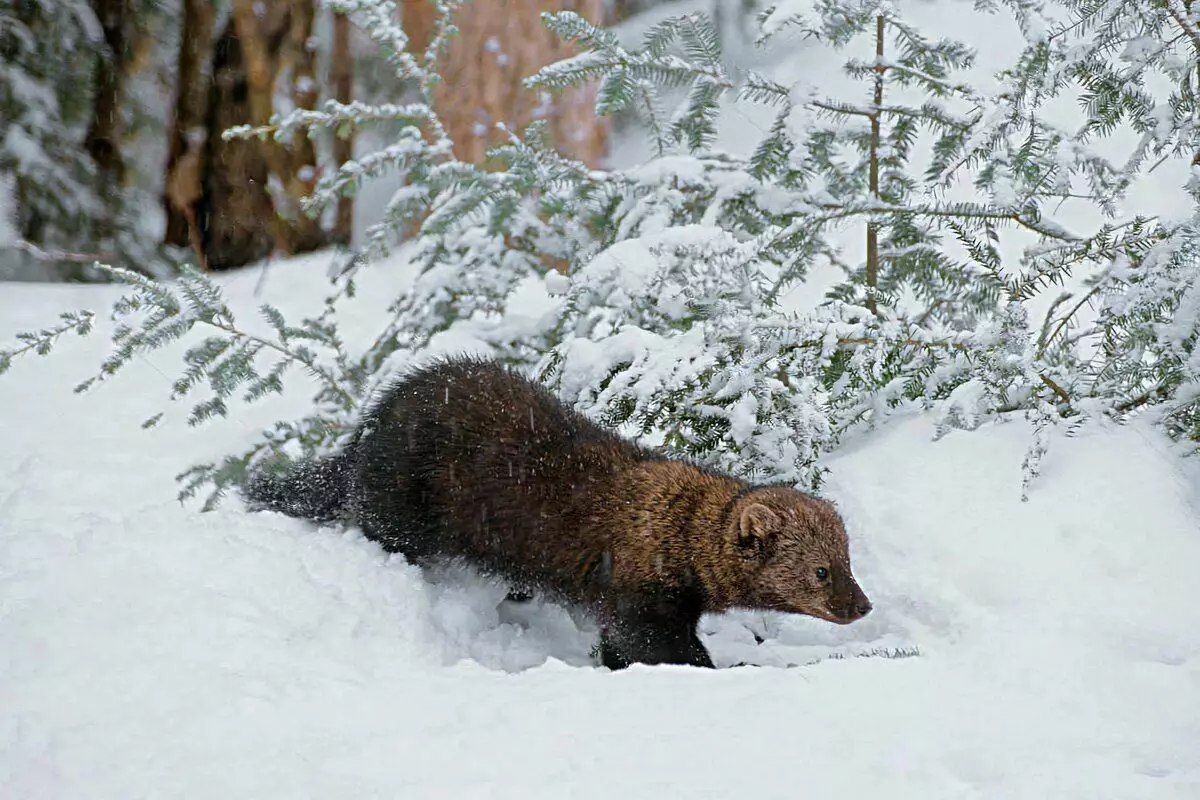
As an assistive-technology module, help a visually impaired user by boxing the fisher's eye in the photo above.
[815,567,829,581]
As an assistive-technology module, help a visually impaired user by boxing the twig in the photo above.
[914,298,947,326]
[201,318,357,408]
[0,312,95,370]
[865,14,885,317]
[773,334,967,352]
[1115,384,1171,413]
[789,202,1082,242]
[1165,0,1200,51]
[12,240,114,264]
[774,332,1075,407]
[807,99,974,130]
[1038,285,1100,357]
[1039,373,1071,404]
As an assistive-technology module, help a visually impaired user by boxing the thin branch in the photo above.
[810,100,873,119]
[1038,285,1101,357]
[865,14,885,317]
[201,318,358,408]
[774,333,1074,407]
[772,334,967,353]
[807,99,973,129]
[1165,0,1200,51]
[0,313,95,364]
[787,201,1081,242]
[1115,384,1171,413]
[11,239,114,264]
[1046,13,1089,43]
[1039,373,1071,405]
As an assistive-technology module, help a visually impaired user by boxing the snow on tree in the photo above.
[0,0,1196,508]
[0,1,104,262]
[0,0,180,280]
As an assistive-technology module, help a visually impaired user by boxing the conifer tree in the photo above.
[1,0,179,280]
[1,0,1195,507]
[0,1,103,264]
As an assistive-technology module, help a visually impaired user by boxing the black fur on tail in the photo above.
[242,452,352,524]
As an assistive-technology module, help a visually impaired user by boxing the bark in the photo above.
[163,0,215,250]
[865,14,884,316]
[85,0,129,242]
[269,0,326,254]
[200,16,276,270]
[198,0,328,270]
[330,11,355,244]
[401,0,436,63]
[403,0,610,168]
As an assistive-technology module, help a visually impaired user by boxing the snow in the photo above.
[3,254,1200,799]
[3,0,1200,795]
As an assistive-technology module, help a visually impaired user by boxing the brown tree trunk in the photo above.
[865,14,884,316]
[195,0,328,271]
[272,0,327,254]
[401,0,436,61]
[403,0,610,168]
[200,16,277,270]
[227,0,325,255]
[85,0,129,243]
[330,11,355,245]
[163,0,215,259]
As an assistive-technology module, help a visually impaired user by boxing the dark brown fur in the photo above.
[243,356,871,669]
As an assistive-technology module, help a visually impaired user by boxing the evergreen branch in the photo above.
[1039,373,1071,404]
[1115,383,1175,413]
[1164,0,1200,51]
[739,72,791,106]
[675,10,723,68]
[784,201,1081,242]
[0,311,96,376]
[761,328,1073,408]
[223,101,436,141]
[197,317,356,409]
[809,98,975,129]
[810,99,875,119]
[846,58,975,96]
[424,0,462,75]
[1038,285,1101,356]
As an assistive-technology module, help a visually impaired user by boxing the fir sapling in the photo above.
[0,0,1196,508]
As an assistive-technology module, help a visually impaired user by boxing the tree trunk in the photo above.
[865,14,884,316]
[196,0,328,271]
[85,0,129,243]
[201,16,277,270]
[330,10,355,245]
[163,0,215,259]
[273,0,327,254]
[403,0,609,168]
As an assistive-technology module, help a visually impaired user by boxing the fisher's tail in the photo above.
[241,451,353,524]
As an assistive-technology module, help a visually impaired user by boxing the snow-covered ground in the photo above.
[2,253,1199,799]
[4,0,1200,794]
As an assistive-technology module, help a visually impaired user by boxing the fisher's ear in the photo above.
[736,503,780,560]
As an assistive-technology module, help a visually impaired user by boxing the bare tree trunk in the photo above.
[201,16,276,270]
[401,0,436,66]
[865,14,884,316]
[274,0,326,254]
[330,10,355,245]
[163,0,214,254]
[196,0,328,271]
[403,0,609,168]
[85,0,129,244]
